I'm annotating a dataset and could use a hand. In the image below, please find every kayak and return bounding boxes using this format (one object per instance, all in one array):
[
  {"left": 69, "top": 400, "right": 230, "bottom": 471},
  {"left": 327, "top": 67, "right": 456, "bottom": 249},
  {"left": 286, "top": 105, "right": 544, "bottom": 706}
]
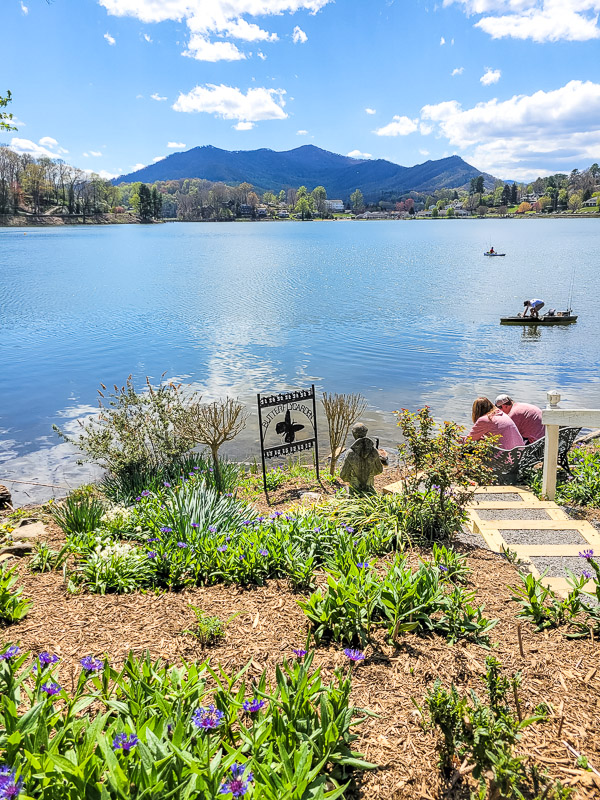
[
  {"left": 484, "top": 252, "right": 505, "bottom": 256},
  {"left": 500, "top": 314, "right": 577, "bottom": 326}
]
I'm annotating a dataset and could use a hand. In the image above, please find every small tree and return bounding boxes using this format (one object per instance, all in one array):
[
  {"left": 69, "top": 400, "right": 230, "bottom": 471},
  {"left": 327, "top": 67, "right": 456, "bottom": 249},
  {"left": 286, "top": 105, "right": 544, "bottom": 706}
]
[
  {"left": 138, "top": 184, "right": 153, "bottom": 221},
  {"left": 322, "top": 392, "right": 367, "bottom": 476},
  {"left": 184, "top": 398, "right": 247, "bottom": 491},
  {"left": 350, "top": 189, "right": 364, "bottom": 213}
]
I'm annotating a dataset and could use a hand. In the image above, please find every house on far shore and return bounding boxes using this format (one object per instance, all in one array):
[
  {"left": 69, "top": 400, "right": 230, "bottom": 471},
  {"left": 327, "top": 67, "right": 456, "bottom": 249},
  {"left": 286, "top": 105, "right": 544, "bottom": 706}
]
[
  {"left": 239, "top": 204, "right": 252, "bottom": 217},
  {"left": 583, "top": 197, "right": 599, "bottom": 207},
  {"left": 256, "top": 206, "right": 268, "bottom": 218},
  {"left": 277, "top": 209, "right": 289, "bottom": 218},
  {"left": 325, "top": 199, "right": 344, "bottom": 213}
]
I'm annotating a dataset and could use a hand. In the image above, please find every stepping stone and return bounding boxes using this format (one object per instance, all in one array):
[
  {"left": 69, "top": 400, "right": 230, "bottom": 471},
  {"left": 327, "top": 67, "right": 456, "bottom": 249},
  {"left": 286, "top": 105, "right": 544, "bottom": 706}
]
[{"left": 11, "top": 521, "right": 46, "bottom": 540}]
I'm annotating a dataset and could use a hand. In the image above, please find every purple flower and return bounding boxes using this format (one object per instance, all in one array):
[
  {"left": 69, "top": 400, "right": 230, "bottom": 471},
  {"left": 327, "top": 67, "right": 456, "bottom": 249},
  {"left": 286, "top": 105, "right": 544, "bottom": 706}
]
[
  {"left": 583, "top": 569, "right": 593, "bottom": 580},
  {"left": 0, "top": 765, "right": 24, "bottom": 799},
  {"left": 579, "top": 549, "right": 594, "bottom": 560},
  {"left": 192, "top": 705, "right": 224, "bottom": 730},
  {"left": 285, "top": 516, "right": 295, "bottom": 522},
  {"left": 292, "top": 648, "right": 307, "bottom": 658},
  {"left": 148, "top": 537, "right": 159, "bottom": 542},
  {"left": 258, "top": 548, "right": 268, "bottom": 557},
  {"left": 219, "top": 762, "right": 254, "bottom": 797},
  {"left": 256, "top": 517, "right": 265, "bottom": 523},
  {"left": 208, "top": 525, "right": 217, "bottom": 533},
  {"left": 148, "top": 552, "right": 157, "bottom": 559},
  {"left": 439, "top": 564, "right": 449, "bottom": 573},
  {"left": 345, "top": 526, "right": 355, "bottom": 534},
  {"left": 141, "top": 490, "right": 151, "bottom": 497},
  {"left": 313, "top": 527, "right": 322, "bottom": 534},
  {"left": 242, "top": 520, "right": 253, "bottom": 527},
  {"left": 41, "top": 682, "right": 61, "bottom": 696},
  {"left": 356, "top": 561, "right": 369, "bottom": 569},
  {"left": 34, "top": 652, "right": 59, "bottom": 671},
  {"left": 189, "top": 472, "right": 195, "bottom": 477},
  {"left": 242, "top": 698, "right": 266, "bottom": 714},
  {"left": 225, "top": 493, "right": 234, "bottom": 497},
  {"left": 163, "top": 482, "right": 171, "bottom": 488},
  {"left": 191, "top": 522, "right": 200, "bottom": 529},
  {"left": 80, "top": 656, "right": 103, "bottom": 672},
  {"left": 112, "top": 733, "right": 139, "bottom": 753},
  {"left": 135, "top": 497, "right": 142, "bottom": 502},
  {"left": 0, "top": 646, "right": 20, "bottom": 661},
  {"left": 225, "top": 536, "right": 231, "bottom": 542},
  {"left": 177, "top": 542, "right": 188, "bottom": 549},
  {"left": 432, "top": 484, "right": 441, "bottom": 491},
  {"left": 344, "top": 648, "right": 365, "bottom": 663},
  {"left": 194, "top": 466, "right": 201, "bottom": 471},
  {"left": 270, "top": 511, "right": 283, "bottom": 519},
  {"left": 160, "top": 527, "right": 172, "bottom": 533},
  {"left": 217, "top": 545, "right": 228, "bottom": 553}
]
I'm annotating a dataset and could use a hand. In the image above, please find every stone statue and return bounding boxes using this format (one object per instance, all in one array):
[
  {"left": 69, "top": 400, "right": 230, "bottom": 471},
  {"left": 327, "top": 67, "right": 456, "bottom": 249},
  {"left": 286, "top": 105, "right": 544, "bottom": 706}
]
[{"left": 340, "top": 423, "right": 383, "bottom": 493}]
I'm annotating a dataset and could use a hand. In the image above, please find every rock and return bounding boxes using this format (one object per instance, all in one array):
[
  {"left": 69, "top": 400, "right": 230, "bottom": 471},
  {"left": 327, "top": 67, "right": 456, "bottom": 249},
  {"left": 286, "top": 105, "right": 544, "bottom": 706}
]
[
  {"left": 299, "top": 492, "right": 322, "bottom": 506},
  {"left": 0, "top": 484, "right": 12, "bottom": 510},
  {"left": 0, "top": 542, "right": 34, "bottom": 557},
  {"left": 12, "top": 521, "right": 45, "bottom": 540}
]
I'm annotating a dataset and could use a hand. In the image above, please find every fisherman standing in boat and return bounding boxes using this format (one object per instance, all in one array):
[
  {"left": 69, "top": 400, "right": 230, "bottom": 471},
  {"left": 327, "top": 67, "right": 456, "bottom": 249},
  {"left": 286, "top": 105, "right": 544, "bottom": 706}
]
[{"left": 522, "top": 298, "right": 544, "bottom": 319}]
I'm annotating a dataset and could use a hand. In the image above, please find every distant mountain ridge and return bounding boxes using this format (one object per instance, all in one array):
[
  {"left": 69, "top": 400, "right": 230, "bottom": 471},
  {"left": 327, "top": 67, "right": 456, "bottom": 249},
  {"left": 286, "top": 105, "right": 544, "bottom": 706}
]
[{"left": 115, "top": 144, "right": 494, "bottom": 200}]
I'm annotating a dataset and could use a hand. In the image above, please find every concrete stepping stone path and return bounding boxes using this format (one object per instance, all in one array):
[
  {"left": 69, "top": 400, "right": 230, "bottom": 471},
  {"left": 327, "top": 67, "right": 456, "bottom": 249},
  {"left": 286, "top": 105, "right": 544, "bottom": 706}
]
[{"left": 467, "top": 485, "right": 600, "bottom": 597}]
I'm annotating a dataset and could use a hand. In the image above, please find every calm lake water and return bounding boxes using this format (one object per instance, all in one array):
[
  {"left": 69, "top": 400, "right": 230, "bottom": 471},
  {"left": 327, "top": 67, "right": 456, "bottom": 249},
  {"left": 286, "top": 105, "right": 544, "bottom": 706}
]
[{"left": 1, "top": 219, "right": 599, "bottom": 505}]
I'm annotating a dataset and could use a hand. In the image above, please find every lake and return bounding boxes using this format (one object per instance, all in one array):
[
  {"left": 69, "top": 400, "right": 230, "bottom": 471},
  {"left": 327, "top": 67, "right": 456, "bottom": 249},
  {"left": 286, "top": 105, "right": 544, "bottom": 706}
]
[{"left": 1, "top": 219, "right": 599, "bottom": 505}]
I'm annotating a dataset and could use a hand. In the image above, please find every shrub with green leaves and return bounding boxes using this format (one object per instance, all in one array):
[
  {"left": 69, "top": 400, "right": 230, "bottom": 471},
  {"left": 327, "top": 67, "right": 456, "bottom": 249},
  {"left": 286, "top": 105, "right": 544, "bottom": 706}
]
[
  {"left": 0, "top": 647, "right": 373, "bottom": 799},
  {"left": 525, "top": 444, "right": 600, "bottom": 507},
  {"left": 29, "top": 542, "right": 70, "bottom": 573},
  {"left": 0, "top": 564, "right": 32, "bottom": 624},
  {"left": 71, "top": 542, "right": 154, "bottom": 594},
  {"left": 52, "top": 493, "right": 105, "bottom": 535}
]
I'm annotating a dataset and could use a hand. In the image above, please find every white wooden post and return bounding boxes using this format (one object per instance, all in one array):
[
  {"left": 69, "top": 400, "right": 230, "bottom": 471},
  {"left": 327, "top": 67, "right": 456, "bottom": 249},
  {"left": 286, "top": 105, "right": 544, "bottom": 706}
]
[{"left": 541, "top": 390, "right": 561, "bottom": 500}]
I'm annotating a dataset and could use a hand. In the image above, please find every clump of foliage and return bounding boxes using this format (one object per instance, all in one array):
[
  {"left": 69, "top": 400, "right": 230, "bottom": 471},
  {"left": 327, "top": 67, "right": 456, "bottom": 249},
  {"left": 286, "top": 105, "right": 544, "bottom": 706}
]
[
  {"left": 0, "top": 564, "right": 32, "bottom": 624},
  {"left": 184, "top": 606, "right": 232, "bottom": 644},
  {"left": 322, "top": 392, "right": 367, "bottom": 476},
  {"left": 29, "top": 542, "right": 70, "bottom": 573},
  {"left": 52, "top": 493, "right": 105, "bottom": 535},
  {"left": 511, "top": 552, "right": 600, "bottom": 638},
  {"left": 525, "top": 444, "right": 600, "bottom": 507},
  {"left": 0, "top": 647, "right": 373, "bottom": 798},
  {"left": 394, "top": 407, "right": 497, "bottom": 541},
  {"left": 421, "top": 656, "right": 570, "bottom": 799},
  {"left": 299, "top": 550, "right": 497, "bottom": 648}
]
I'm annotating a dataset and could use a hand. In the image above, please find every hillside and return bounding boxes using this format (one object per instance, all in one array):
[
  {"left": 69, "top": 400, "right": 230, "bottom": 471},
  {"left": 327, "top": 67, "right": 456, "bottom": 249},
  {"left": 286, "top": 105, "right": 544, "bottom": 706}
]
[{"left": 115, "top": 145, "right": 493, "bottom": 200}]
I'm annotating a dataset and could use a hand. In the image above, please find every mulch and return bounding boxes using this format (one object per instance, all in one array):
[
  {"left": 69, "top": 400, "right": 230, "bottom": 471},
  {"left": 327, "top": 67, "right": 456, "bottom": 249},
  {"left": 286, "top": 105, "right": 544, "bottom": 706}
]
[{"left": 2, "top": 477, "right": 600, "bottom": 799}]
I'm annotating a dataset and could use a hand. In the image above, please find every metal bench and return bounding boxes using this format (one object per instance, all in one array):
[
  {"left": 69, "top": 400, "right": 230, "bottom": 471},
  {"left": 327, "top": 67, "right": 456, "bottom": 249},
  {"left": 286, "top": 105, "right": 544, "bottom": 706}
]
[{"left": 489, "top": 426, "right": 581, "bottom": 485}]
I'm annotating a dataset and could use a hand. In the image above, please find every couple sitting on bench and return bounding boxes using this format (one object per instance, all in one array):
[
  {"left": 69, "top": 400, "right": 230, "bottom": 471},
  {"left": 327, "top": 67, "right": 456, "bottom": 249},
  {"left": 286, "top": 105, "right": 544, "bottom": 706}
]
[{"left": 466, "top": 395, "right": 544, "bottom": 448}]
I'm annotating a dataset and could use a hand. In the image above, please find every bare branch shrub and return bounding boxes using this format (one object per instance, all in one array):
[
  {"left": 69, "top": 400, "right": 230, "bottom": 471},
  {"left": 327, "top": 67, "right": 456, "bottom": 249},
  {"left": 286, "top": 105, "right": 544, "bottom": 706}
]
[
  {"left": 184, "top": 398, "right": 248, "bottom": 491},
  {"left": 322, "top": 392, "right": 368, "bottom": 476}
]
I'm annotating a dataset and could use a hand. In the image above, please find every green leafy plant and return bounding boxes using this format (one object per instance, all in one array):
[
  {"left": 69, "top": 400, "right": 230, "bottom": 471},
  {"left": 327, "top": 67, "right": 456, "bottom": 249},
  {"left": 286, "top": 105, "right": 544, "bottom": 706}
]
[
  {"left": 184, "top": 607, "right": 232, "bottom": 644},
  {"left": 52, "top": 493, "right": 105, "bottom": 535},
  {"left": 29, "top": 542, "right": 70, "bottom": 573},
  {"left": 510, "top": 571, "right": 584, "bottom": 631},
  {"left": 525, "top": 444, "right": 600, "bottom": 507},
  {"left": 72, "top": 542, "right": 154, "bottom": 594},
  {"left": 0, "top": 563, "right": 32, "bottom": 624}
]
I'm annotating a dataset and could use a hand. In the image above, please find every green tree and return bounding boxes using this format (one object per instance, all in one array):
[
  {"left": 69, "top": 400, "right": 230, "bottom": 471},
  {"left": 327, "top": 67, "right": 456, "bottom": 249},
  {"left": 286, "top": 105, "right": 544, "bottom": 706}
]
[
  {"left": 475, "top": 175, "right": 485, "bottom": 194},
  {"left": 446, "top": 207, "right": 455, "bottom": 218},
  {"left": 0, "top": 90, "right": 17, "bottom": 132},
  {"left": 278, "top": 189, "right": 286, "bottom": 204},
  {"left": 510, "top": 183, "right": 518, "bottom": 205},
  {"left": 151, "top": 186, "right": 163, "bottom": 219},
  {"left": 568, "top": 191, "right": 583, "bottom": 212},
  {"left": 138, "top": 184, "right": 153, "bottom": 221},
  {"left": 431, "top": 207, "right": 439, "bottom": 218},
  {"left": 311, "top": 185, "right": 327, "bottom": 216},
  {"left": 501, "top": 184, "right": 511, "bottom": 206},
  {"left": 295, "top": 195, "right": 312, "bottom": 220},
  {"left": 350, "top": 189, "right": 364, "bottom": 213}
]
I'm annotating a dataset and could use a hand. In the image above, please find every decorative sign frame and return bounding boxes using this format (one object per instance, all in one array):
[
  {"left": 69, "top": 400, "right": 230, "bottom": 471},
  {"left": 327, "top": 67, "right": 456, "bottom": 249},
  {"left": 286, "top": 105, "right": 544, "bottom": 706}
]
[{"left": 257, "top": 385, "right": 320, "bottom": 497}]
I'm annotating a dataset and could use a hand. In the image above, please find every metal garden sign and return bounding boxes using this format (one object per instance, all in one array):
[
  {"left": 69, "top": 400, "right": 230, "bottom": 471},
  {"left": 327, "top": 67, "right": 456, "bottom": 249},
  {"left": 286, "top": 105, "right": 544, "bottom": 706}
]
[{"left": 257, "top": 386, "right": 320, "bottom": 497}]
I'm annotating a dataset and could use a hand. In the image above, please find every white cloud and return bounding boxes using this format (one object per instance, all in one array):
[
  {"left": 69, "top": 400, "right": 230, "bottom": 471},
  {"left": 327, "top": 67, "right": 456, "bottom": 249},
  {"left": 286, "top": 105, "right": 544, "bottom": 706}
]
[
  {"left": 104, "top": 32, "right": 116, "bottom": 45},
  {"left": 420, "top": 79, "right": 600, "bottom": 179},
  {"left": 99, "top": 0, "right": 330, "bottom": 61},
  {"left": 257, "top": 50, "right": 267, "bottom": 59},
  {"left": 130, "top": 163, "right": 145, "bottom": 172},
  {"left": 444, "top": 0, "right": 600, "bottom": 43},
  {"left": 167, "top": 141, "right": 186, "bottom": 148},
  {"left": 347, "top": 149, "right": 372, "bottom": 159},
  {"left": 143, "top": 33, "right": 152, "bottom": 42},
  {"left": 365, "top": 107, "right": 376, "bottom": 115},
  {"left": 480, "top": 67, "right": 501, "bottom": 85},
  {"left": 374, "top": 115, "right": 419, "bottom": 136},
  {"left": 151, "top": 93, "right": 167, "bottom": 101},
  {"left": 292, "top": 25, "right": 308, "bottom": 42},
  {"left": 20, "top": 2, "right": 28, "bottom": 14},
  {"left": 451, "top": 66, "right": 464, "bottom": 76},
  {"left": 96, "top": 169, "right": 118, "bottom": 180},
  {"left": 90, "top": 150, "right": 102, "bottom": 157},
  {"left": 296, "top": 129, "right": 308, "bottom": 135},
  {"left": 234, "top": 121, "right": 254, "bottom": 130},
  {"left": 440, "top": 35, "right": 446, "bottom": 44},
  {"left": 419, "top": 149, "right": 430, "bottom": 156},
  {"left": 173, "top": 84, "right": 288, "bottom": 124},
  {"left": 9, "top": 137, "right": 68, "bottom": 158},
  {"left": 153, "top": 155, "right": 166, "bottom": 162}
]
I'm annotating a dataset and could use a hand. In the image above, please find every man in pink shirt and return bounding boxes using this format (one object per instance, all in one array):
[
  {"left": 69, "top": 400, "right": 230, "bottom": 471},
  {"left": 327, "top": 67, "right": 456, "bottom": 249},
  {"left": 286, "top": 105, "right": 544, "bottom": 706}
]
[
  {"left": 466, "top": 397, "right": 525, "bottom": 450},
  {"left": 495, "top": 395, "right": 545, "bottom": 444}
]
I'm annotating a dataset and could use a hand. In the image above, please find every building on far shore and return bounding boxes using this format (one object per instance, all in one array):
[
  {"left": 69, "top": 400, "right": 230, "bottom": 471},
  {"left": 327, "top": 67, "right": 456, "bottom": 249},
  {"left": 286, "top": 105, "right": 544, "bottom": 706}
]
[{"left": 325, "top": 199, "right": 345, "bottom": 213}]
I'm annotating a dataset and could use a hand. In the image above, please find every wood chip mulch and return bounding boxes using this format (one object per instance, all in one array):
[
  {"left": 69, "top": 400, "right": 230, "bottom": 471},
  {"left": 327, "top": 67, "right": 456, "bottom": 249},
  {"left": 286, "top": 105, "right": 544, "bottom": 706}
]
[{"left": 2, "top": 491, "right": 600, "bottom": 799}]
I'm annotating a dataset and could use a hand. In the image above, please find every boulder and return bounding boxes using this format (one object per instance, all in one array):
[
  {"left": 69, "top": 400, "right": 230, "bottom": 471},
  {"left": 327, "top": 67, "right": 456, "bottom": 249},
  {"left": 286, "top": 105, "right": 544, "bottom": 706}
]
[{"left": 0, "top": 484, "right": 12, "bottom": 510}]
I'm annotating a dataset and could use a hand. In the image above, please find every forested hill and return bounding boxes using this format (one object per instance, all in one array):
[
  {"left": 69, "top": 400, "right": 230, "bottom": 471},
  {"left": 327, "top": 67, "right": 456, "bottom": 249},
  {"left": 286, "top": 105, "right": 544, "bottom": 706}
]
[{"left": 115, "top": 145, "right": 492, "bottom": 200}]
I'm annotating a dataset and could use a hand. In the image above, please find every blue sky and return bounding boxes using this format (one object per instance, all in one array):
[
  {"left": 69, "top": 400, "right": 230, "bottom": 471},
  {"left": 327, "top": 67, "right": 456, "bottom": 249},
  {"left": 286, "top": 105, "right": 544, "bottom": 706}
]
[{"left": 2, "top": 0, "right": 600, "bottom": 181}]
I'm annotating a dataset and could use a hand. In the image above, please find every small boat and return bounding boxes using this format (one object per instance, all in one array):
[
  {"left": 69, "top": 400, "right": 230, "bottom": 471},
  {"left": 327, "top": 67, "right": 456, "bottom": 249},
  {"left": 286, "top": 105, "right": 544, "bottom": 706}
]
[
  {"left": 500, "top": 312, "right": 577, "bottom": 326},
  {"left": 484, "top": 251, "right": 505, "bottom": 256}
]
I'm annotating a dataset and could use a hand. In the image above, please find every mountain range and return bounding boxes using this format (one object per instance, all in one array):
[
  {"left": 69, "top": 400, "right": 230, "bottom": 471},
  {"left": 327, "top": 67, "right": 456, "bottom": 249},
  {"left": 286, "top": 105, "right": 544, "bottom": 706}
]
[{"left": 116, "top": 145, "right": 494, "bottom": 201}]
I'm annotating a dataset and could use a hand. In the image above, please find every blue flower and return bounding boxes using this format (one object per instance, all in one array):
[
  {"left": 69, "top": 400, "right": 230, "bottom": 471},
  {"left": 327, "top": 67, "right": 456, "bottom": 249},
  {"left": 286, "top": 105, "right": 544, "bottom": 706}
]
[
  {"left": 208, "top": 525, "right": 217, "bottom": 533},
  {"left": 583, "top": 569, "right": 593, "bottom": 580},
  {"left": 141, "top": 490, "right": 151, "bottom": 497},
  {"left": 225, "top": 493, "right": 234, "bottom": 497},
  {"left": 80, "top": 656, "right": 103, "bottom": 672},
  {"left": 177, "top": 542, "right": 188, "bottom": 549},
  {"left": 191, "top": 522, "right": 200, "bottom": 529},
  {"left": 163, "top": 482, "right": 171, "bottom": 488},
  {"left": 0, "top": 765, "right": 24, "bottom": 799},
  {"left": 33, "top": 652, "right": 59, "bottom": 672},
  {"left": 344, "top": 648, "right": 365, "bottom": 663},
  {"left": 356, "top": 561, "right": 369, "bottom": 569},
  {"left": 160, "top": 527, "right": 172, "bottom": 533},
  {"left": 0, "top": 646, "right": 20, "bottom": 661},
  {"left": 438, "top": 564, "right": 449, "bottom": 572},
  {"left": 242, "top": 698, "right": 266, "bottom": 714},
  {"left": 579, "top": 549, "right": 594, "bottom": 560},
  {"left": 313, "top": 527, "right": 322, "bottom": 534},
  {"left": 192, "top": 705, "right": 224, "bottom": 730},
  {"left": 217, "top": 545, "right": 228, "bottom": 553},
  {"left": 148, "top": 537, "right": 159, "bottom": 542},
  {"left": 135, "top": 497, "right": 142, "bottom": 502},
  {"left": 112, "top": 733, "right": 139, "bottom": 753},
  {"left": 292, "top": 648, "right": 307, "bottom": 658},
  {"left": 219, "top": 762, "right": 254, "bottom": 797},
  {"left": 148, "top": 552, "right": 157, "bottom": 559},
  {"left": 41, "top": 682, "right": 61, "bottom": 696},
  {"left": 285, "top": 516, "right": 295, "bottom": 522},
  {"left": 242, "top": 520, "right": 253, "bottom": 526},
  {"left": 345, "top": 526, "right": 355, "bottom": 534},
  {"left": 258, "top": 548, "right": 268, "bottom": 557}
]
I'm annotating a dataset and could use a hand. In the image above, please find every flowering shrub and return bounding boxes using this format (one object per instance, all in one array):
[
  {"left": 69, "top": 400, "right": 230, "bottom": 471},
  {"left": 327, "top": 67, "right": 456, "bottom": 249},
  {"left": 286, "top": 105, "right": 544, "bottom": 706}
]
[
  {"left": 0, "top": 648, "right": 372, "bottom": 799},
  {"left": 72, "top": 542, "right": 154, "bottom": 594}
]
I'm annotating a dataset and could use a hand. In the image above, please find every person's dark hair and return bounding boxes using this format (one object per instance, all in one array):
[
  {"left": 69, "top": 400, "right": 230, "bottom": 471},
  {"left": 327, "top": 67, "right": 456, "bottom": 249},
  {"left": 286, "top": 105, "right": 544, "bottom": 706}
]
[
  {"left": 523, "top": 300, "right": 530, "bottom": 306},
  {"left": 472, "top": 396, "right": 496, "bottom": 423}
]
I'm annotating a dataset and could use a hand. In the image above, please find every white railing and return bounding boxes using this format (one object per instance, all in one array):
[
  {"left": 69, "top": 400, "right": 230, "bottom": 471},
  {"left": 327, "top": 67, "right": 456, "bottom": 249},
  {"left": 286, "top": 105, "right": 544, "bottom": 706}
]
[{"left": 541, "top": 390, "right": 600, "bottom": 499}]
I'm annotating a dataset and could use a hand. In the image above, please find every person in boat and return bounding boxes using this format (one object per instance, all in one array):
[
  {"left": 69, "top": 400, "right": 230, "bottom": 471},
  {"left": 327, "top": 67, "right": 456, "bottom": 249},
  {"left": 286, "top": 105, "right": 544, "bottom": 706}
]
[
  {"left": 494, "top": 394, "right": 544, "bottom": 444},
  {"left": 522, "top": 299, "right": 545, "bottom": 318},
  {"left": 465, "top": 397, "right": 524, "bottom": 449},
  {"left": 489, "top": 246, "right": 495, "bottom": 254}
]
